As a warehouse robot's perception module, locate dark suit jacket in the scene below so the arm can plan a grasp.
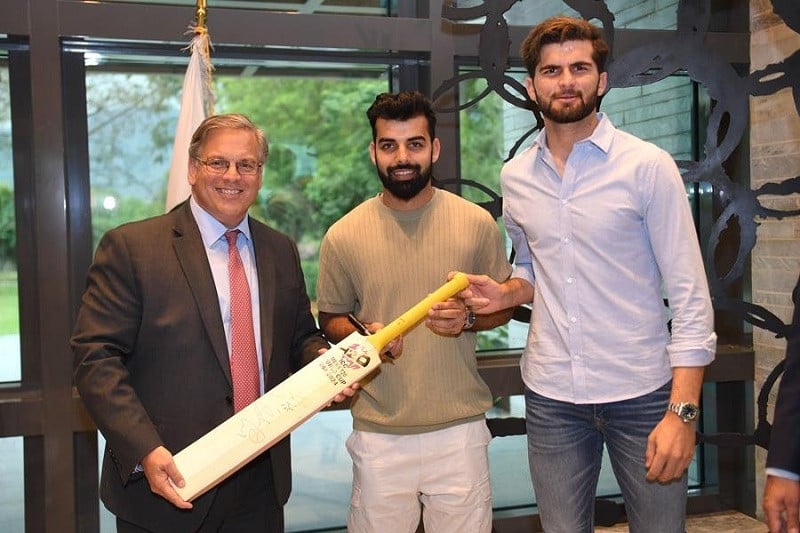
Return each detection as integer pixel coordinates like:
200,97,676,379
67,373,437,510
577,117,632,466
72,201,328,531
766,272,800,476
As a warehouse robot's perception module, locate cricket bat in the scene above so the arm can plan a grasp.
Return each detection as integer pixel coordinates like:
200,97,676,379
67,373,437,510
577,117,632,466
172,272,470,501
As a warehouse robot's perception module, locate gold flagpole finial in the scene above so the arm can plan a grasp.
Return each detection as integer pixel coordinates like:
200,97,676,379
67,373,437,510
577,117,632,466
195,0,208,30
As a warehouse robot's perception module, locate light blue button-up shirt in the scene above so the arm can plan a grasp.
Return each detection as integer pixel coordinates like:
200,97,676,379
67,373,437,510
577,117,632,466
502,113,717,404
190,197,265,394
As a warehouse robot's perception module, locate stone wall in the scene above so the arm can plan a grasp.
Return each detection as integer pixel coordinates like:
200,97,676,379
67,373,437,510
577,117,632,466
750,0,800,517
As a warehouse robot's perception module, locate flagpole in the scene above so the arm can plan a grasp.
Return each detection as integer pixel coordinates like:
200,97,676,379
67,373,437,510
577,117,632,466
193,0,214,117
196,0,207,28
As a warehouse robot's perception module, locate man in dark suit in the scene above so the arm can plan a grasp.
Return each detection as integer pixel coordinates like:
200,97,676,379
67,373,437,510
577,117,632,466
764,272,800,533
72,113,344,532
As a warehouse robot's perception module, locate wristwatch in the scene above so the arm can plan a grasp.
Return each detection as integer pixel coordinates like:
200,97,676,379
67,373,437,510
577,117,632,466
463,308,477,330
667,402,699,423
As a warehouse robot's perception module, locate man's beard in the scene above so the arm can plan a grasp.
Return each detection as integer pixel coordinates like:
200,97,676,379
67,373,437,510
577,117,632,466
537,88,599,124
377,163,432,200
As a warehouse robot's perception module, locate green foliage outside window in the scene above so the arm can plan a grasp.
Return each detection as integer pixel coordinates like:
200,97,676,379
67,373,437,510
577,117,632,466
215,77,385,241
214,76,386,296
459,78,504,201
0,185,16,270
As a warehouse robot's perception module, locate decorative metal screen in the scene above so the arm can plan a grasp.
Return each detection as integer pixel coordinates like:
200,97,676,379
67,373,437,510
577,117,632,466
435,0,800,455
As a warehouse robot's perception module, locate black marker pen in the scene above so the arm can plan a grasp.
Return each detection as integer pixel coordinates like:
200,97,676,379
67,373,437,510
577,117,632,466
346,313,394,360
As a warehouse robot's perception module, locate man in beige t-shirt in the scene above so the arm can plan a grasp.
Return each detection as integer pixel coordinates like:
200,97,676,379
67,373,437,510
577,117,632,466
317,91,512,533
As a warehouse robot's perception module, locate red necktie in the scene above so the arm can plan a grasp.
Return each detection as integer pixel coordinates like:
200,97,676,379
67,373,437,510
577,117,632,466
225,230,260,412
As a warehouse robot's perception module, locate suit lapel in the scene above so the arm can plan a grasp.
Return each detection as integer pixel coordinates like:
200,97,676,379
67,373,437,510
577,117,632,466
171,202,232,386
250,221,275,378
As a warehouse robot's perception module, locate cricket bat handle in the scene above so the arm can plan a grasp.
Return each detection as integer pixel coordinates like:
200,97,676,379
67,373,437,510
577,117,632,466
366,272,469,351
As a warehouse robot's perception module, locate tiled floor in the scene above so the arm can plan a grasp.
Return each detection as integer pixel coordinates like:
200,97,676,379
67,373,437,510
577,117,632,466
596,510,767,532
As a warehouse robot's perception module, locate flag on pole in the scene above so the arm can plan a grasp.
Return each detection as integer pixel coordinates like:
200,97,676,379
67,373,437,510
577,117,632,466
165,19,215,212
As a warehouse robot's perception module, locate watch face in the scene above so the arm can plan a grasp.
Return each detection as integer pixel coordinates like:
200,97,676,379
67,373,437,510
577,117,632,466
680,403,699,421
464,310,476,329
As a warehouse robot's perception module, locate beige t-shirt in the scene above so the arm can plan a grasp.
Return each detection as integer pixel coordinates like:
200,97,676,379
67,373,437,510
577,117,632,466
317,188,512,434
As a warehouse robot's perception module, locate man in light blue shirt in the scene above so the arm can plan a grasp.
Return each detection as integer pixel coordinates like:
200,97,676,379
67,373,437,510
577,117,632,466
461,16,716,533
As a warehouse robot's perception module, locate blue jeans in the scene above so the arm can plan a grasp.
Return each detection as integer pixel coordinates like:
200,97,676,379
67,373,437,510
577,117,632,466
525,384,687,533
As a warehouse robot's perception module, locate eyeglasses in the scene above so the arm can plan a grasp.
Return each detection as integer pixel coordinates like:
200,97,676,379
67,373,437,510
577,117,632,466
193,157,263,176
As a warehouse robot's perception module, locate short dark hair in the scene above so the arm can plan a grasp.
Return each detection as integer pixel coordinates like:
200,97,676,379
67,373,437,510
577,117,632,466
189,113,268,162
366,91,437,141
520,16,610,77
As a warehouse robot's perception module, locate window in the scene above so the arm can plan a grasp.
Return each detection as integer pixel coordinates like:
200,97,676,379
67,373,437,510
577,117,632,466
0,437,23,531
0,59,20,384
85,55,391,296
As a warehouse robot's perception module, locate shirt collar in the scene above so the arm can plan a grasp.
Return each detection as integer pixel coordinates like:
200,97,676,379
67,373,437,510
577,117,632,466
581,112,614,153
532,112,615,155
189,196,252,247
